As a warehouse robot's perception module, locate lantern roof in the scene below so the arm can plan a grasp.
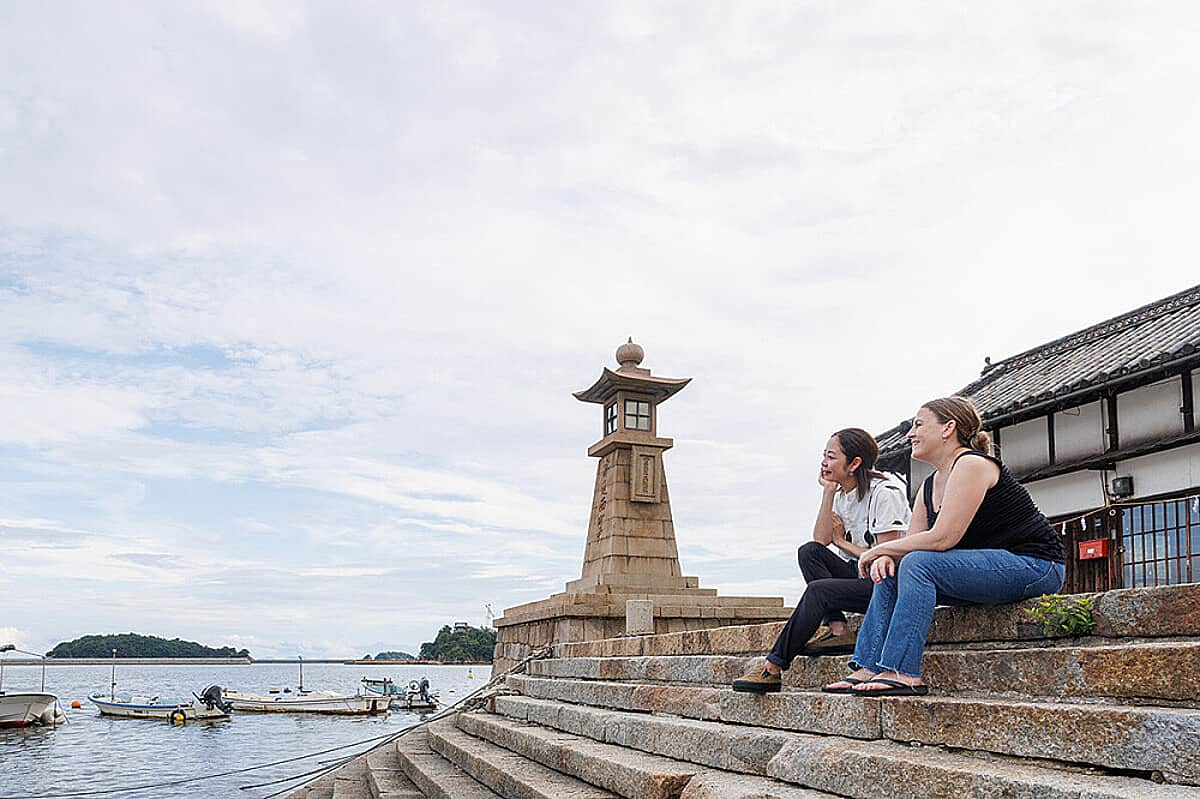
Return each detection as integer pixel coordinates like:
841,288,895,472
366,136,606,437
574,339,691,404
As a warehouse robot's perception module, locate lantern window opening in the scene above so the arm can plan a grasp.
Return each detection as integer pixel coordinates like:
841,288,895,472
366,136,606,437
625,399,651,431
605,402,618,435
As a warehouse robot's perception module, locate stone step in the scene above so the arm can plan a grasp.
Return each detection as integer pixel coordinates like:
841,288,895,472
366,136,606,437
768,736,1198,799
676,773,833,799
475,702,1195,799
528,639,1200,704
507,674,722,721
395,728,503,799
455,711,835,799
364,746,423,799
496,690,1200,785
330,757,371,799
288,777,336,799
425,716,619,799
556,583,1200,658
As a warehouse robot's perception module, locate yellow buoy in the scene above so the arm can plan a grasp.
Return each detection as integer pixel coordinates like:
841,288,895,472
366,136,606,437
467,670,473,679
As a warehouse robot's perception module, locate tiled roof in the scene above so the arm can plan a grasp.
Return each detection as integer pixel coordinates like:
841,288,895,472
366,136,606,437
877,283,1200,456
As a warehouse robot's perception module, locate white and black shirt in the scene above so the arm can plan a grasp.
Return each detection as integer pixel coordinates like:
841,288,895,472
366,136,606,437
830,472,911,562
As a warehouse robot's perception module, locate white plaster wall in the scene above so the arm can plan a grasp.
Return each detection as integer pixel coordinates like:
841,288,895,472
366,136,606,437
1118,377,1184,446
1025,470,1106,519
997,417,1049,473
907,458,934,509
1053,401,1105,462
1194,371,1200,423
1113,442,1200,499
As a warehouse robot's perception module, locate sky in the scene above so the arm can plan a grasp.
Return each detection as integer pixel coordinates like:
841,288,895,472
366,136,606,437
1,2,1198,658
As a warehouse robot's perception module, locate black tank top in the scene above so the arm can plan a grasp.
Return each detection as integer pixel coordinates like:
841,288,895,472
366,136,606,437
922,451,1063,563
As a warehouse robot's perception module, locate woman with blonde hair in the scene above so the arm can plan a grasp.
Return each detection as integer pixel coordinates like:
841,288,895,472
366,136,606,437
823,396,1064,696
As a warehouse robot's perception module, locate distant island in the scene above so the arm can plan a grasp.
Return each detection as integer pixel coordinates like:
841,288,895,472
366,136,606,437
47,633,250,659
363,650,416,661
419,624,495,663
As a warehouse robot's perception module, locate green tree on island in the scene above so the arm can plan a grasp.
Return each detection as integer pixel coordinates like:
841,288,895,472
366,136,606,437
47,633,250,659
419,625,495,662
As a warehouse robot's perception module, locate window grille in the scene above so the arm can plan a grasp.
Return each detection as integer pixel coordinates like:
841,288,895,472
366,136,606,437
624,399,651,431
1121,495,1200,588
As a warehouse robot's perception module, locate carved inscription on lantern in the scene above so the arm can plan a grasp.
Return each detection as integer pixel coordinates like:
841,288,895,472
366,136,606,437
630,445,660,503
595,453,611,529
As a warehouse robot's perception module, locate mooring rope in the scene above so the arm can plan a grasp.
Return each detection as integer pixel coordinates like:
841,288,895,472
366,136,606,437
0,647,551,799
244,648,545,798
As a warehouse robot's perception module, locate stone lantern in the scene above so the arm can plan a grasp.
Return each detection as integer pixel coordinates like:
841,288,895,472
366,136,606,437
568,338,695,593
490,339,791,671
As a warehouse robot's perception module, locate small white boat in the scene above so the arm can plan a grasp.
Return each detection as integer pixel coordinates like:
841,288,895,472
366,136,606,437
361,677,439,711
223,688,386,715
89,693,230,722
0,644,65,728
0,692,61,728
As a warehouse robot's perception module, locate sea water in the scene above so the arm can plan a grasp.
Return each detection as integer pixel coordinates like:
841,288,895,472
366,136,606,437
0,662,489,799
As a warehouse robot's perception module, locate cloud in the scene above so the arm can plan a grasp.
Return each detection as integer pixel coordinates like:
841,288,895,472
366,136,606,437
0,2,1198,655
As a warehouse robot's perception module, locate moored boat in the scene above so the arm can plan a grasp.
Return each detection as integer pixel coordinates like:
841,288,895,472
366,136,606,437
361,677,439,711
0,692,61,728
89,693,230,722
1,644,65,728
222,688,386,715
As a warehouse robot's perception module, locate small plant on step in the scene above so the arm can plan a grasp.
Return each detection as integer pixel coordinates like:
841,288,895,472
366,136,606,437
1024,594,1097,637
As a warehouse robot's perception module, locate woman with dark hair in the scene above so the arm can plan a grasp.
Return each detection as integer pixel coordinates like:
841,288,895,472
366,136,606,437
823,397,1065,697
732,428,910,693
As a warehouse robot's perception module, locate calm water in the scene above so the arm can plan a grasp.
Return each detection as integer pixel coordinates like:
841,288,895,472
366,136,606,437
0,662,489,799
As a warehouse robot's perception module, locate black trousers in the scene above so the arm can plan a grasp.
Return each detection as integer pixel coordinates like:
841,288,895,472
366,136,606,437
765,541,875,671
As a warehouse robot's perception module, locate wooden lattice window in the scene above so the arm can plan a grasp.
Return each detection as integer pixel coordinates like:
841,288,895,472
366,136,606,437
605,402,618,435
1121,495,1200,588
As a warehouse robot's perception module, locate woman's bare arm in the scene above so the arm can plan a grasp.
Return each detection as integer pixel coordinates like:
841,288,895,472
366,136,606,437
858,458,997,572
812,482,839,545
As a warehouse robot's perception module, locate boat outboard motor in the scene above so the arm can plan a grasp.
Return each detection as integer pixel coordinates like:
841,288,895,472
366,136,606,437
419,677,431,703
196,684,233,714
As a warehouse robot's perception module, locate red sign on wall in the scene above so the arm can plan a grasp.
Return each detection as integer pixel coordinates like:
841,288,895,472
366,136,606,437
1078,538,1109,560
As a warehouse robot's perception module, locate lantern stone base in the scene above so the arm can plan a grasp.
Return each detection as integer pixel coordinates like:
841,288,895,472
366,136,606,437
492,589,794,672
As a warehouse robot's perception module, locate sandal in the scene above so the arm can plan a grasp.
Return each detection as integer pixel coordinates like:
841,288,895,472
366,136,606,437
820,677,866,694
850,678,929,697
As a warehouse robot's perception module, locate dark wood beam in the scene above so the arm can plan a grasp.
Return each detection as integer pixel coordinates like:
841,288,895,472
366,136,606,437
1046,413,1056,465
1106,392,1120,452
1183,369,1195,434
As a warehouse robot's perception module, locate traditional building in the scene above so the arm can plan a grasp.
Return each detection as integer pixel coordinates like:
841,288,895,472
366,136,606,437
877,284,1200,594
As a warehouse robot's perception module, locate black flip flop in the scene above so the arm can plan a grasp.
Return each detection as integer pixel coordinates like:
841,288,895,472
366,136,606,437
850,678,929,697
820,677,866,694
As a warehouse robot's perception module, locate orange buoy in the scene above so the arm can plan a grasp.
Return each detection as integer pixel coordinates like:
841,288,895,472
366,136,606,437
71,700,82,709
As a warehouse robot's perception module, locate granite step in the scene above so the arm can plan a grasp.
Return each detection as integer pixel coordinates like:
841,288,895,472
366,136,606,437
496,691,1200,785
425,717,620,799
330,757,371,799
395,728,504,799
455,711,836,799
527,639,1200,704
556,583,1200,659
453,711,696,799
290,778,336,799
467,706,1196,799
364,745,423,799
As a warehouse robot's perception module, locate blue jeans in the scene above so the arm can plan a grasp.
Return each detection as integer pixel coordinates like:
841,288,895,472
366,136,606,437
850,549,1065,678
